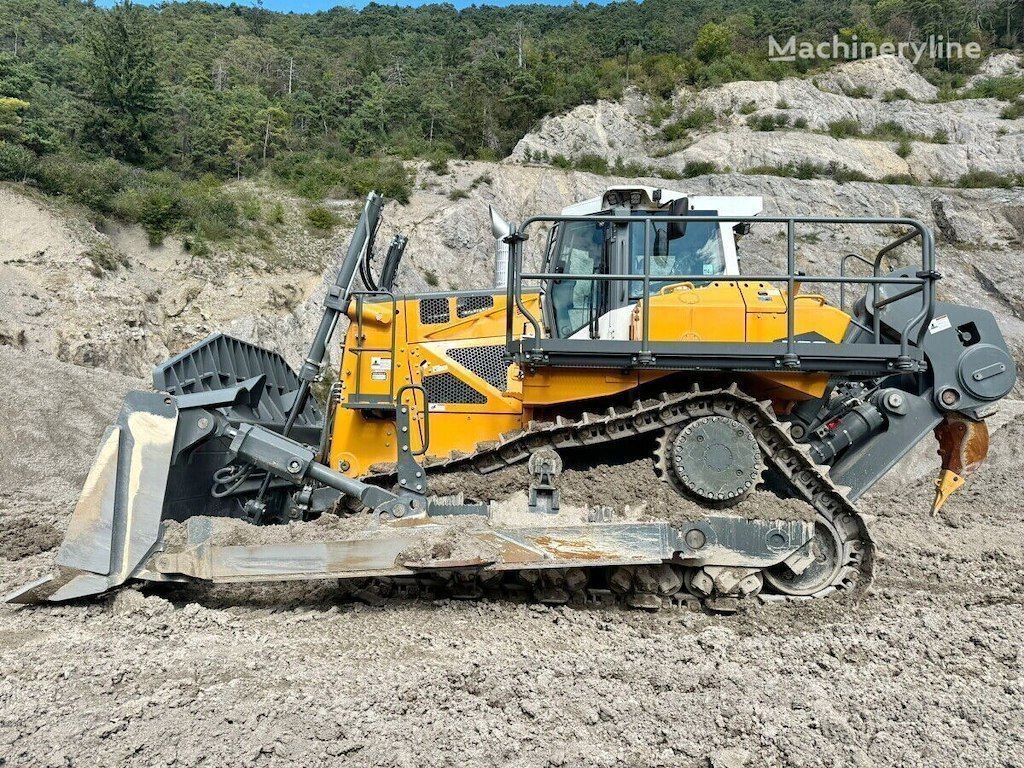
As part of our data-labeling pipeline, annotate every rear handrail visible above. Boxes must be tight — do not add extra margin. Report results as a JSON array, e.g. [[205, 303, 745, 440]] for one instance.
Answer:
[[503, 214, 936, 371]]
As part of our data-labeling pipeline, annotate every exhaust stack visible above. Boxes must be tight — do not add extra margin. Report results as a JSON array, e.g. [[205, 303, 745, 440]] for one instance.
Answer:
[[490, 205, 511, 289]]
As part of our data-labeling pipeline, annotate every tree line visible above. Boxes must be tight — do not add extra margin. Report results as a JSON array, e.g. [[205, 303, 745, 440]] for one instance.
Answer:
[[0, 0, 1020, 205]]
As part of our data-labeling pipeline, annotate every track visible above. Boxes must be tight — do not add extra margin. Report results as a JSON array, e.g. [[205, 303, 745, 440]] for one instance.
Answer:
[[353, 385, 875, 609]]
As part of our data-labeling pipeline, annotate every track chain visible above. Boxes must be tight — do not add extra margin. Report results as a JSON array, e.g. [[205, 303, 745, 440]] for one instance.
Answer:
[[358, 385, 874, 608]]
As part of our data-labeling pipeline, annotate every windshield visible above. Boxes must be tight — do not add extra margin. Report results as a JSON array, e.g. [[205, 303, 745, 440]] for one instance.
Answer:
[[628, 213, 724, 298]]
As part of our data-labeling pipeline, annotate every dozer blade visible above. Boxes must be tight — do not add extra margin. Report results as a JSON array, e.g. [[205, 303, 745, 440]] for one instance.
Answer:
[[5, 392, 178, 604]]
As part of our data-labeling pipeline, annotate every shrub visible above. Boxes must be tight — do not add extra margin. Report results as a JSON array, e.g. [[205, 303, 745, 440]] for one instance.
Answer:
[[0, 141, 35, 181], [775, 98, 790, 110], [239, 196, 261, 220], [267, 202, 286, 225], [427, 151, 450, 175], [271, 153, 412, 204], [447, 188, 469, 201], [932, 128, 950, 144], [34, 155, 135, 213], [573, 153, 609, 175], [661, 107, 715, 140], [1000, 100, 1024, 120], [83, 243, 127, 275], [747, 113, 789, 131], [739, 100, 758, 115], [881, 173, 919, 186], [882, 88, 912, 102], [965, 76, 1024, 101], [793, 116, 808, 129], [895, 137, 913, 158], [843, 85, 871, 99], [682, 160, 720, 178], [871, 121, 912, 139], [306, 205, 339, 230], [956, 169, 1013, 189], [424, 269, 439, 288], [827, 119, 862, 139]]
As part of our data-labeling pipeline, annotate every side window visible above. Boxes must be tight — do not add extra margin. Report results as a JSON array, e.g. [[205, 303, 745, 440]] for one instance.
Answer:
[[549, 221, 606, 338], [629, 215, 725, 298]]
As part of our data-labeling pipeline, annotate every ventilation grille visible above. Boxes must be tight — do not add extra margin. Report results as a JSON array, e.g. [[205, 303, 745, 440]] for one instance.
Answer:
[[419, 297, 450, 325], [422, 372, 487, 405], [456, 294, 495, 318], [446, 345, 507, 391]]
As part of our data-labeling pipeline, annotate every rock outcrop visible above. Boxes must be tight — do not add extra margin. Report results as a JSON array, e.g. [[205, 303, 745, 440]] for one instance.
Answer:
[[511, 55, 1024, 183]]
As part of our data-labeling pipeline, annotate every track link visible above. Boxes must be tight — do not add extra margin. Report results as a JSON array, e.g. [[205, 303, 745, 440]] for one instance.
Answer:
[[358, 385, 874, 608]]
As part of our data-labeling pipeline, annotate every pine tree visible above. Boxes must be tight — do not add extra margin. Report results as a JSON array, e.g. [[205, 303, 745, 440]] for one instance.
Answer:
[[86, 0, 163, 163]]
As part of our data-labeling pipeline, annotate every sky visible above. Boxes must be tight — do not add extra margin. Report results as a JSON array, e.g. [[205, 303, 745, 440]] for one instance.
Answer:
[[102, 0, 611, 14]]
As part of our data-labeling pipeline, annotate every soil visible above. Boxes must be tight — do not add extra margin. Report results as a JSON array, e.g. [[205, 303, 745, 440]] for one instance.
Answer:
[[2, 349, 1024, 767]]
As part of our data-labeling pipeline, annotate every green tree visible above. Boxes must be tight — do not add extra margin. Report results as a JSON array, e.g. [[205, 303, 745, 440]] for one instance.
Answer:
[[692, 23, 736, 65], [85, 0, 163, 163]]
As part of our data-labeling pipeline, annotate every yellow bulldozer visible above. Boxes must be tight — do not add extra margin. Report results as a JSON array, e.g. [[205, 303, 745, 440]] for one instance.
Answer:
[[7, 188, 1016, 610]]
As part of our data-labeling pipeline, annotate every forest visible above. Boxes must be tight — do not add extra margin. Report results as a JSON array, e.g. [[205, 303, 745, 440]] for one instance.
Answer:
[[0, 0, 1022, 243]]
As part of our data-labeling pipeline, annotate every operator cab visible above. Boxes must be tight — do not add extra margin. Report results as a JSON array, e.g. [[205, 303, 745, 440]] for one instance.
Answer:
[[543, 187, 762, 340]]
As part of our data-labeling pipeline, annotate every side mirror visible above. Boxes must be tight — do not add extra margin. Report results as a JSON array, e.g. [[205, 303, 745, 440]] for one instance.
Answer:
[[668, 196, 688, 239]]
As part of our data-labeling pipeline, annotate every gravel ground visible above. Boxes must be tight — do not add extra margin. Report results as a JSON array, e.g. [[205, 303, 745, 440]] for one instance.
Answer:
[[2, 349, 1023, 768]]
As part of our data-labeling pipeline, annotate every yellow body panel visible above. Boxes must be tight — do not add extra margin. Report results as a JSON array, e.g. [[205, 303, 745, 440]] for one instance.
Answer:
[[328, 283, 852, 477], [329, 293, 540, 477], [632, 281, 849, 401]]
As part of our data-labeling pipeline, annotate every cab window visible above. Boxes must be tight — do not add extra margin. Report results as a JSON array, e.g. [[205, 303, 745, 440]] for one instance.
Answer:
[[549, 220, 606, 338], [628, 213, 724, 299]]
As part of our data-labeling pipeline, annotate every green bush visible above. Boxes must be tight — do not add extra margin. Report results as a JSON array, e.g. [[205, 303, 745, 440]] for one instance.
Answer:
[[880, 173, 919, 186], [747, 113, 789, 131], [965, 76, 1024, 102], [267, 202, 286, 225], [427, 151, 450, 175], [793, 116, 809, 129], [573, 154, 609, 175], [739, 100, 758, 115], [956, 169, 1014, 189], [882, 88, 912, 103], [271, 153, 412, 204], [682, 160, 719, 178], [932, 128, 950, 144], [895, 137, 913, 158], [827, 119, 862, 139], [306, 205, 339, 230], [239, 196, 261, 220], [0, 141, 35, 181], [447, 188, 469, 201], [662, 107, 716, 141], [1000, 100, 1024, 120], [33, 155, 135, 213]]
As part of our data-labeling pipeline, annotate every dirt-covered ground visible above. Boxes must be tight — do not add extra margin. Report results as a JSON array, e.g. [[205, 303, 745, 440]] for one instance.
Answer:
[[1, 348, 1023, 767]]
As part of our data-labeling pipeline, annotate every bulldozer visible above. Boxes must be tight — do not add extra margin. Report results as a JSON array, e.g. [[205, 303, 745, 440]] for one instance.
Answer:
[[6, 187, 1017, 610]]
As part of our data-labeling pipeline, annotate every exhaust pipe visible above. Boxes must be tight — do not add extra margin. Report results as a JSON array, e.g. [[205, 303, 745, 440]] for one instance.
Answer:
[[490, 205, 511, 289]]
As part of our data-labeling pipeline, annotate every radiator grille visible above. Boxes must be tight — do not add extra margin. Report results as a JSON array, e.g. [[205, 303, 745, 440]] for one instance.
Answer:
[[446, 345, 507, 391], [422, 372, 487, 405]]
